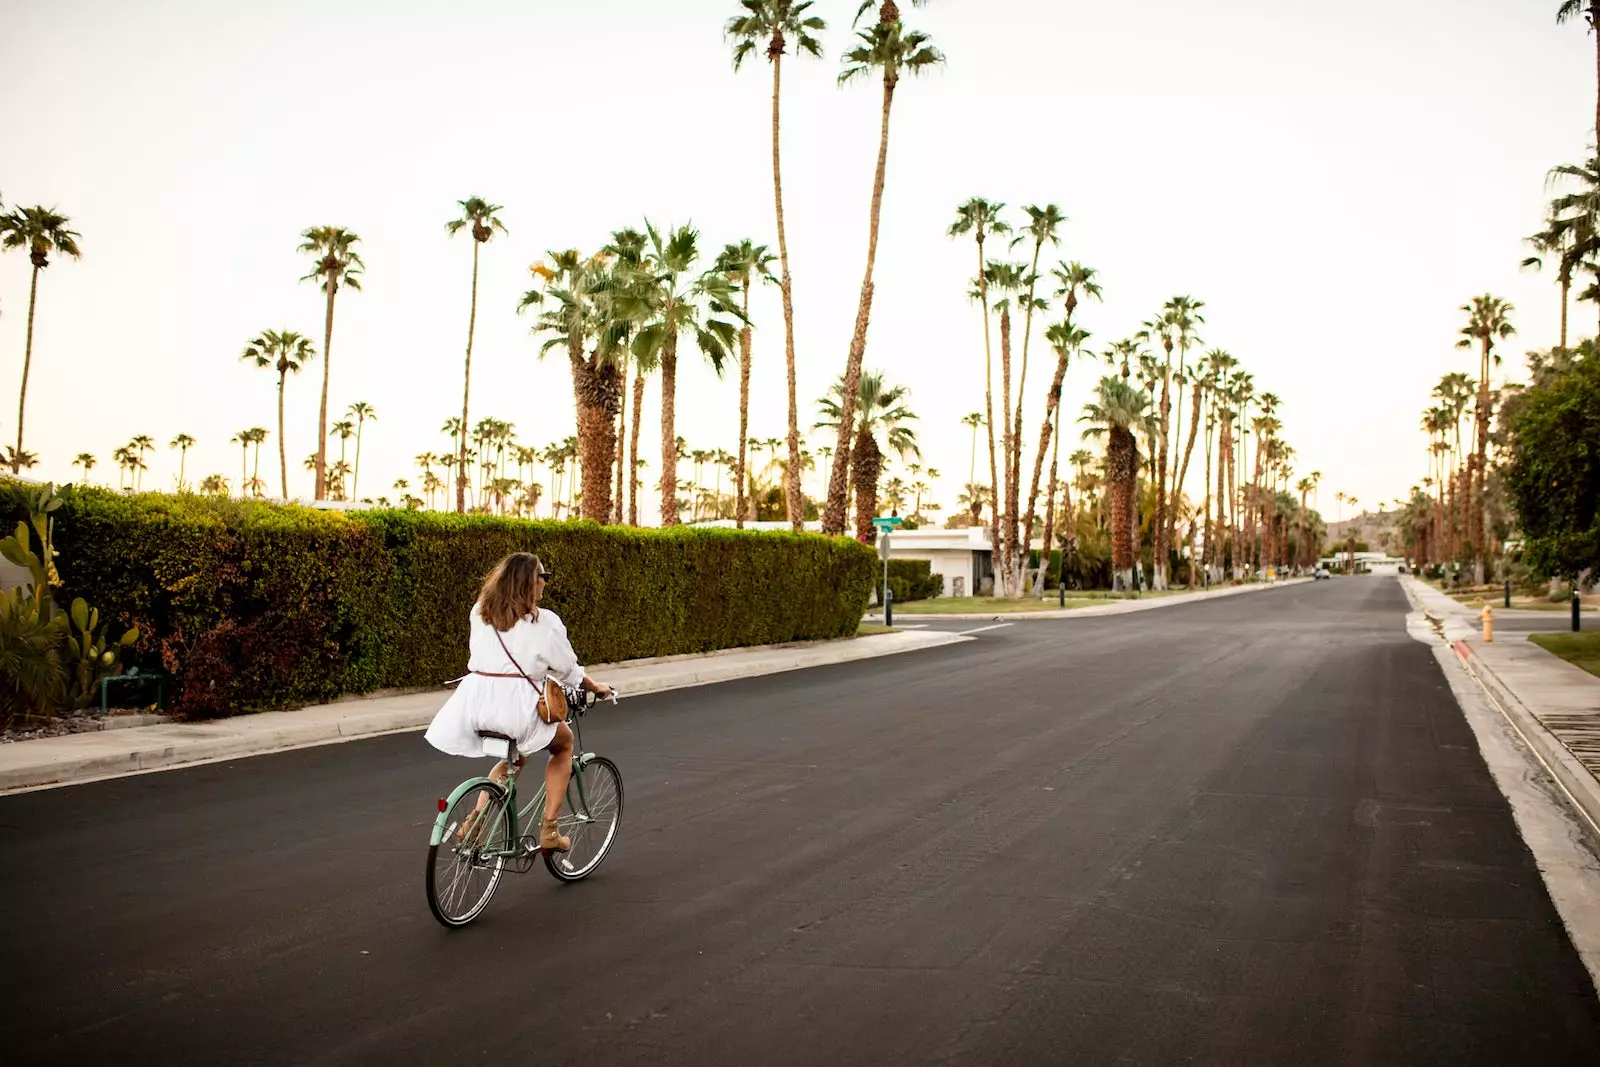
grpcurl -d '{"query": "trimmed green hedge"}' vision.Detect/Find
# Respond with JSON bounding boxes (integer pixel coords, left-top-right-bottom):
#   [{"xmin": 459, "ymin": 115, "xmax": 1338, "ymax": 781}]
[
  {"xmin": 873, "ymin": 558, "xmax": 942, "ymax": 603},
  {"xmin": 6, "ymin": 485, "xmax": 875, "ymax": 717}
]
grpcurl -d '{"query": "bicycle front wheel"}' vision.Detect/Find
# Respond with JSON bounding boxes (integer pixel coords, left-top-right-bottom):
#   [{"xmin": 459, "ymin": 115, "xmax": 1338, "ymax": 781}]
[
  {"xmin": 427, "ymin": 781, "xmax": 513, "ymax": 927},
  {"xmin": 545, "ymin": 756, "xmax": 623, "ymax": 883}
]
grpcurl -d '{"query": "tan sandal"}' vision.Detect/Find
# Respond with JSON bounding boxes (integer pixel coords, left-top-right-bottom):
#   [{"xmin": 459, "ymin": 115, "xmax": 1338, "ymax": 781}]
[
  {"xmin": 457, "ymin": 808, "xmax": 487, "ymax": 846},
  {"xmin": 539, "ymin": 816, "xmax": 571, "ymax": 852}
]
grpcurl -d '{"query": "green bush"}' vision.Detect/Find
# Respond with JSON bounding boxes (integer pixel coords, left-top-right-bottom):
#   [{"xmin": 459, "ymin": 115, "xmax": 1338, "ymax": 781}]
[
  {"xmin": 7, "ymin": 484, "xmax": 875, "ymax": 718},
  {"xmin": 873, "ymin": 558, "xmax": 942, "ymax": 602}
]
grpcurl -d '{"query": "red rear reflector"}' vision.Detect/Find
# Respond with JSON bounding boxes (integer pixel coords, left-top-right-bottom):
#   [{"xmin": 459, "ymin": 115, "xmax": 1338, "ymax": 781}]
[{"xmin": 437, "ymin": 797, "xmax": 447, "ymax": 812}]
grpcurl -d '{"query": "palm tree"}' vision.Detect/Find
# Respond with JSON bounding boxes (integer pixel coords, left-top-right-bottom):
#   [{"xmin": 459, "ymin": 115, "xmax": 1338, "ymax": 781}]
[
  {"xmin": 815, "ymin": 370, "xmax": 919, "ymax": 540},
  {"xmin": 230, "ymin": 429, "xmax": 252, "ymax": 496},
  {"xmin": 1026, "ymin": 320, "xmax": 1094, "ymax": 594},
  {"xmin": 297, "ymin": 226, "xmax": 363, "ymax": 499},
  {"xmin": 1559, "ymin": 2, "xmax": 1600, "ymax": 141},
  {"xmin": 1081, "ymin": 377, "xmax": 1155, "ymax": 592},
  {"xmin": 984, "ymin": 260, "xmax": 1030, "ymax": 591},
  {"xmin": 1522, "ymin": 210, "xmax": 1581, "ymax": 350},
  {"xmin": 960, "ymin": 412, "xmax": 984, "ymax": 491},
  {"xmin": 628, "ymin": 223, "xmax": 740, "ymax": 526},
  {"xmin": 327, "ymin": 419, "xmax": 355, "ymax": 500},
  {"xmin": 1007, "ymin": 205, "xmax": 1066, "ymax": 567},
  {"xmin": 521, "ymin": 247, "xmax": 629, "ymax": 523},
  {"xmin": 821, "ymin": 11, "xmax": 943, "ymax": 535},
  {"xmin": 0, "ymin": 205, "xmax": 81, "ymax": 472},
  {"xmin": 169, "ymin": 433, "xmax": 196, "ymax": 491},
  {"xmin": 446, "ymin": 198, "xmax": 507, "ymax": 513},
  {"xmin": 245, "ymin": 428, "xmax": 268, "ymax": 496},
  {"xmin": 127, "ymin": 435, "xmax": 155, "ymax": 491},
  {"xmin": 240, "ymin": 329, "xmax": 316, "ymax": 499},
  {"xmin": 72, "ymin": 452, "xmax": 96, "ymax": 485},
  {"xmin": 726, "ymin": 0, "xmax": 827, "ymax": 530},
  {"xmin": 347, "ymin": 401, "xmax": 376, "ymax": 500},
  {"xmin": 957, "ymin": 482, "xmax": 991, "ymax": 525},
  {"xmin": 949, "ymin": 201, "xmax": 1008, "ymax": 561},
  {"xmin": 716, "ymin": 239, "xmax": 777, "ymax": 528},
  {"xmin": 1455, "ymin": 294, "xmax": 1514, "ymax": 581},
  {"xmin": 199, "ymin": 474, "xmax": 229, "ymax": 497}
]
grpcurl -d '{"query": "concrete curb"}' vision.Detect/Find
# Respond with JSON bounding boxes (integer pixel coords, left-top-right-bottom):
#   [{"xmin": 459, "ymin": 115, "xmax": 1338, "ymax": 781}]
[
  {"xmin": 1449, "ymin": 638, "xmax": 1600, "ymax": 837},
  {"xmin": 0, "ymin": 629, "xmax": 967, "ymax": 794},
  {"xmin": 866, "ymin": 577, "xmax": 1315, "ymax": 622}
]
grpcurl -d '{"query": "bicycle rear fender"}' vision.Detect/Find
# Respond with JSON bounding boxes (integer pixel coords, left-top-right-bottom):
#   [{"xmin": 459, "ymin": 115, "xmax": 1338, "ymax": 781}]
[{"xmin": 429, "ymin": 775, "xmax": 502, "ymax": 847}]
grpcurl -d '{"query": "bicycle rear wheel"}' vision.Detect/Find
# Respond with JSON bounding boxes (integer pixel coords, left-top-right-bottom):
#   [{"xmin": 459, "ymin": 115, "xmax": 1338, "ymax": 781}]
[
  {"xmin": 545, "ymin": 756, "xmax": 623, "ymax": 883},
  {"xmin": 427, "ymin": 782, "xmax": 513, "ymax": 927}
]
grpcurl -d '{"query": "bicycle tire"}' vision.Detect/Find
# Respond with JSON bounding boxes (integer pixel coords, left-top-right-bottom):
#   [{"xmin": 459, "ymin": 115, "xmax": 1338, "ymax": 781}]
[
  {"xmin": 427, "ymin": 781, "xmax": 513, "ymax": 927},
  {"xmin": 545, "ymin": 756, "xmax": 624, "ymax": 883}
]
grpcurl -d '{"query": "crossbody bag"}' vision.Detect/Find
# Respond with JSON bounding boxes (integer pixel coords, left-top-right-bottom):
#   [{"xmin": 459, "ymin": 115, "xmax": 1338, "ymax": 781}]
[{"xmin": 492, "ymin": 629, "xmax": 569, "ymax": 724}]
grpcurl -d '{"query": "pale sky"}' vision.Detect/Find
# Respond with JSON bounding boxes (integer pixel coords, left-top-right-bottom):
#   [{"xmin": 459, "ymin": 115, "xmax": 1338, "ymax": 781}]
[{"xmin": 0, "ymin": 0, "xmax": 1590, "ymax": 522}]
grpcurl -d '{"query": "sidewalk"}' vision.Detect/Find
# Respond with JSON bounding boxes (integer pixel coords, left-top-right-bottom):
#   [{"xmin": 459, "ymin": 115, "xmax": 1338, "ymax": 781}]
[
  {"xmin": 0, "ymin": 628, "xmax": 965, "ymax": 794},
  {"xmin": 865, "ymin": 576, "xmax": 1314, "ymax": 622},
  {"xmin": 1406, "ymin": 576, "xmax": 1600, "ymax": 832}
]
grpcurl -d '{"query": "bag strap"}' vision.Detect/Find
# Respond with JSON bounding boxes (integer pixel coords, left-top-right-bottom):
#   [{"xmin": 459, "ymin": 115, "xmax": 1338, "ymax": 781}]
[{"xmin": 493, "ymin": 629, "xmax": 541, "ymax": 690}]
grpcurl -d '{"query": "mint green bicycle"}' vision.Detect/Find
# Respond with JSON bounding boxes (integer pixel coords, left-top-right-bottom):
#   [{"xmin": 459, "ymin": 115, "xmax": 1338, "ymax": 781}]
[{"xmin": 426, "ymin": 687, "xmax": 623, "ymax": 928}]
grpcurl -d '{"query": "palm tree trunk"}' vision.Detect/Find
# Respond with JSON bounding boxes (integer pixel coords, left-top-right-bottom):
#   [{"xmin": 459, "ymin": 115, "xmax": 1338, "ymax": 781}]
[
  {"xmin": 1560, "ymin": 274, "xmax": 1570, "ymax": 350},
  {"xmin": 352, "ymin": 424, "xmax": 363, "ymax": 500},
  {"xmin": 822, "ymin": 73, "xmax": 896, "ymax": 536},
  {"xmin": 1202, "ymin": 403, "xmax": 1214, "ymax": 581},
  {"xmin": 1021, "ymin": 345, "xmax": 1071, "ymax": 595},
  {"xmin": 1035, "ymin": 402, "xmax": 1066, "ymax": 597},
  {"xmin": 574, "ymin": 360, "xmax": 618, "ymax": 523},
  {"xmin": 314, "ymin": 280, "xmax": 336, "ymax": 500},
  {"xmin": 457, "ymin": 243, "xmax": 479, "ymax": 513},
  {"xmin": 1108, "ymin": 428, "xmax": 1136, "ymax": 592},
  {"xmin": 1009, "ymin": 241, "xmax": 1044, "ymax": 593},
  {"xmin": 613, "ymin": 359, "xmax": 629, "ymax": 524},
  {"xmin": 1152, "ymin": 357, "xmax": 1172, "ymax": 589},
  {"xmin": 769, "ymin": 53, "xmax": 805, "ymax": 532},
  {"xmin": 659, "ymin": 333, "xmax": 681, "ymax": 526},
  {"xmin": 13, "ymin": 265, "xmax": 41, "ymax": 473},
  {"xmin": 997, "ymin": 307, "xmax": 1016, "ymax": 595},
  {"xmin": 737, "ymin": 286, "xmax": 753, "ymax": 528},
  {"xmin": 629, "ymin": 374, "xmax": 645, "ymax": 526},
  {"xmin": 1174, "ymin": 377, "xmax": 1204, "ymax": 585},
  {"xmin": 276, "ymin": 374, "xmax": 289, "ymax": 500},
  {"xmin": 240, "ymin": 445, "xmax": 247, "ymax": 499},
  {"xmin": 851, "ymin": 428, "xmax": 882, "ymax": 542},
  {"xmin": 1473, "ymin": 339, "xmax": 1490, "ymax": 582}
]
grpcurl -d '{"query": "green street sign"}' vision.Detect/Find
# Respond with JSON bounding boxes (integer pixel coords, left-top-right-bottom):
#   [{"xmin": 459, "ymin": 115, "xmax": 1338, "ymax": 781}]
[{"xmin": 872, "ymin": 516, "xmax": 903, "ymax": 529}]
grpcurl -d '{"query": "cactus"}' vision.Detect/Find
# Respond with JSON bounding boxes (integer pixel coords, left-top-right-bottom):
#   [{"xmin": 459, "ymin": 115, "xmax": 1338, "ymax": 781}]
[{"xmin": 0, "ymin": 484, "xmax": 138, "ymax": 718}]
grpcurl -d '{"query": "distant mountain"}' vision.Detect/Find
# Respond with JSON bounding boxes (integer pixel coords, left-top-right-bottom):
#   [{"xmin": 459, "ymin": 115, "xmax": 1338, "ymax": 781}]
[{"xmin": 1325, "ymin": 509, "xmax": 1403, "ymax": 554}]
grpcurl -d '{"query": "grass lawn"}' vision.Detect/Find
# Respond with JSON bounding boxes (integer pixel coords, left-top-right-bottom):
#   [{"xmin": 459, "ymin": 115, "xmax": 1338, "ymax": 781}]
[
  {"xmin": 1529, "ymin": 632, "xmax": 1600, "ymax": 679},
  {"xmin": 1446, "ymin": 591, "xmax": 1594, "ymax": 612}
]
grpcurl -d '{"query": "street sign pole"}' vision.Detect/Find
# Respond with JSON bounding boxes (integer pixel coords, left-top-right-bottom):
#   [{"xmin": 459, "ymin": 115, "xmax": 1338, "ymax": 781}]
[{"xmin": 872, "ymin": 516, "xmax": 904, "ymax": 628}]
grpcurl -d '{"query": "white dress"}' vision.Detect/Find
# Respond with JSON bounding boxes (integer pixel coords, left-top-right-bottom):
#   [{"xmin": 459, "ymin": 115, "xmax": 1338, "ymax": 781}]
[{"xmin": 424, "ymin": 606, "xmax": 587, "ymax": 758}]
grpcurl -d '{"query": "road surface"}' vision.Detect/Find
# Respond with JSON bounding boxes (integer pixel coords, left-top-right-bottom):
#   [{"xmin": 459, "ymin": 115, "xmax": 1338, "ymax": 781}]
[{"xmin": 2, "ymin": 578, "xmax": 1597, "ymax": 1064}]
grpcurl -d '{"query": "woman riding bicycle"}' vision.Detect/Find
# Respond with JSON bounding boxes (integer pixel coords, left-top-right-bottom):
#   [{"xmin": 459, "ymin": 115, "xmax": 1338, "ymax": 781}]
[{"xmin": 424, "ymin": 552, "xmax": 612, "ymax": 852}]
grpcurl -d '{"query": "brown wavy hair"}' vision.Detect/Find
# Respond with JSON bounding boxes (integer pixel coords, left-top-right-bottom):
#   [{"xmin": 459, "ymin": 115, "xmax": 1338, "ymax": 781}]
[{"xmin": 477, "ymin": 552, "xmax": 544, "ymax": 631}]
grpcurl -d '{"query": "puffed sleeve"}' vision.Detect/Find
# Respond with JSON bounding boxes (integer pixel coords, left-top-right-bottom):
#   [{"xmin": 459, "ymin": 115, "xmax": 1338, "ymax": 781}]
[{"xmin": 544, "ymin": 612, "xmax": 587, "ymax": 690}]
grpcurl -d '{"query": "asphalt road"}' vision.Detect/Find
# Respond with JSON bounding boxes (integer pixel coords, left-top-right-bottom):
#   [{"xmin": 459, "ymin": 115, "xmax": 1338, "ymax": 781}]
[{"xmin": 3, "ymin": 578, "xmax": 1598, "ymax": 1065}]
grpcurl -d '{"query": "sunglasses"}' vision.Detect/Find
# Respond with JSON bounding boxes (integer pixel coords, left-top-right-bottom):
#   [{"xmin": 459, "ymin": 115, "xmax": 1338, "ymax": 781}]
[{"xmin": 537, "ymin": 571, "xmax": 554, "ymax": 581}]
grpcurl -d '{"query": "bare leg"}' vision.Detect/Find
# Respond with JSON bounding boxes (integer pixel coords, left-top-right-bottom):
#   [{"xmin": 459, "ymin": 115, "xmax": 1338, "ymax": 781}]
[{"xmin": 543, "ymin": 723, "xmax": 574, "ymax": 825}]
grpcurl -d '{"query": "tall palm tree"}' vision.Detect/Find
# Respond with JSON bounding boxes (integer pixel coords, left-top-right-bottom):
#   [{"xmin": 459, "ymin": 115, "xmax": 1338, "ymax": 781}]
[
  {"xmin": 199, "ymin": 474, "xmax": 229, "ymax": 497},
  {"xmin": 240, "ymin": 329, "xmax": 316, "ymax": 499},
  {"xmin": 598, "ymin": 227, "xmax": 648, "ymax": 524},
  {"xmin": 815, "ymin": 369, "xmax": 919, "ymax": 540},
  {"xmin": 627, "ymin": 223, "xmax": 740, "ymax": 526},
  {"xmin": 248, "ymin": 427, "xmax": 269, "ymax": 496},
  {"xmin": 1007, "ymin": 205, "xmax": 1066, "ymax": 565},
  {"xmin": 169, "ymin": 433, "xmax": 196, "ymax": 491},
  {"xmin": 347, "ymin": 401, "xmax": 376, "ymax": 500},
  {"xmin": 716, "ymin": 239, "xmax": 777, "ymax": 528},
  {"xmin": 230, "ymin": 429, "xmax": 252, "ymax": 496},
  {"xmin": 0, "ymin": 205, "xmax": 81, "ymax": 472},
  {"xmin": 297, "ymin": 226, "xmax": 363, "ymax": 499},
  {"xmin": 1522, "ymin": 210, "xmax": 1581, "ymax": 350},
  {"xmin": 726, "ymin": 0, "xmax": 827, "ymax": 530},
  {"xmin": 1455, "ymin": 294, "xmax": 1514, "ymax": 581},
  {"xmin": 1559, "ymin": 1, "xmax": 1600, "ymax": 141},
  {"xmin": 126, "ymin": 435, "xmax": 156, "ymax": 491},
  {"xmin": 1022, "ymin": 261, "xmax": 1101, "ymax": 593},
  {"xmin": 1081, "ymin": 377, "xmax": 1155, "ymax": 592},
  {"xmin": 328, "ymin": 419, "xmax": 355, "ymax": 500},
  {"xmin": 446, "ymin": 198, "xmax": 507, "ymax": 513},
  {"xmin": 821, "ymin": 10, "xmax": 943, "ymax": 535},
  {"xmin": 1028, "ymin": 322, "xmax": 1094, "ymax": 595},
  {"xmin": 1173, "ymin": 346, "xmax": 1221, "ymax": 584},
  {"xmin": 960, "ymin": 411, "xmax": 984, "ymax": 492},
  {"xmin": 72, "ymin": 452, "xmax": 96, "ymax": 486},
  {"xmin": 521, "ymin": 247, "xmax": 631, "ymax": 523},
  {"xmin": 1547, "ymin": 156, "xmax": 1600, "ymax": 336},
  {"xmin": 984, "ymin": 260, "xmax": 1030, "ymax": 591},
  {"xmin": 948, "ymin": 200, "xmax": 1008, "ymax": 564}
]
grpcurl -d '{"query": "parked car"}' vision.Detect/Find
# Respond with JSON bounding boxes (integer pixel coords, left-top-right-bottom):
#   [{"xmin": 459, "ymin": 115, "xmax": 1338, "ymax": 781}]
[{"xmin": 1314, "ymin": 567, "xmax": 1331, "ymax": 580}]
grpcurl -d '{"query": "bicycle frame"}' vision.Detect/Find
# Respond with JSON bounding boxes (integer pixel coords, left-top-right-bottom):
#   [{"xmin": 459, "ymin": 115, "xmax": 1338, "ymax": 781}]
[{"xmin": 429, "ymin": 746, "xmax": 604, "ymax": 850}]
